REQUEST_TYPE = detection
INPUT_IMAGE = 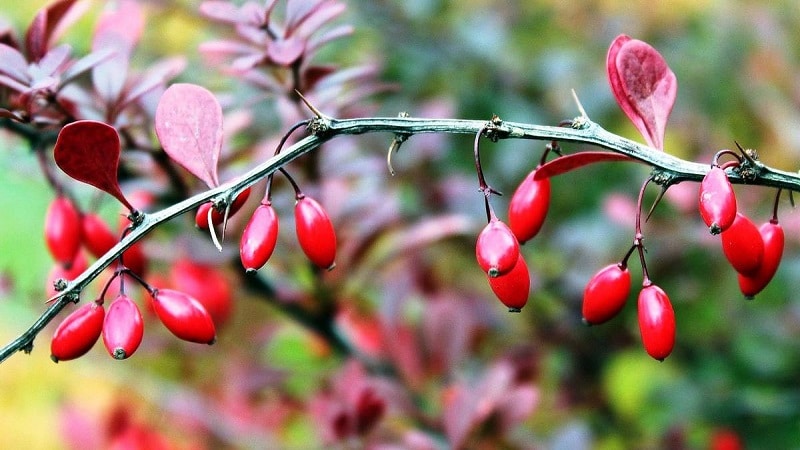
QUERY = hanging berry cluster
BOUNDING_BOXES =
[471,117,552,312]
[565,35,784,361]
[698,148,785,298]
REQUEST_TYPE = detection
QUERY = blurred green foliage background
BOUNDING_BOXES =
[1,0,800,449]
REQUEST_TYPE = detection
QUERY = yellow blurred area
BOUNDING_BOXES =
[0,302,116,450]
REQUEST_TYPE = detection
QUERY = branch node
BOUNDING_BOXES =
[387,112,411,175]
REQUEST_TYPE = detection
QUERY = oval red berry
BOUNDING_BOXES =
[294,196,337,270]
[637,284,675,361]
[170,258,233,327]
[240,202,279,272]
[45,196,83,267]
[81,213,118,258]
[721,212,764,276]
[582,264,631,325]
[476,218,520,277]
[151,289,216,344]
[102,294,144,360]
[698,166,737,234]
[50,301,105,362]
[508,170,550,244]
[737,221,784,298]
[487,255,530,312]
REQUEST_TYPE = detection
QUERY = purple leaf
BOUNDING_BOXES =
[607,34,677,150]
[117,56,186,111]
[92,0,145,103]
[54,120,134,211]
[60,48,116,87]
[286,0,325,35]
[25,0,78,61]
[295,1,346,38]
[267,36,305,66]
[0,43,30,83]
[198,1,243,24]
[155,83,223,188]
[0,74,31,93]
[533,151,639,180]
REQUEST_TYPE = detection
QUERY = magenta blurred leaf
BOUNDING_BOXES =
[533,151,638,180]
[54,120,134,211]
[267,36,305,66]
[25,0,78,61]
[198,1,242,24]
[118,56,186,111]
[155,83,223,188]
[607,34,677,150]
[92,0,145,103]
[0,43,29,83]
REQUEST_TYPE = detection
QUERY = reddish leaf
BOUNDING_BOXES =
[25,0,78,61]
[54,120,134,211]
[607,34,677,150]
[154,83,223,188]
[533,151,638,180]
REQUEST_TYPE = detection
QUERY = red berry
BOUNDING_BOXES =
[294,195,337,270]
[721,213,764,276]
[476,218,520,277]
[738,220,784,298]
[102,294,144,360]
[240,202,279,272]
[151,289,216,344]
[637,284,675,361]
[508,170,550,244]
[582,263,631,325]
[710,428,743,450]
[698,166,737,234]
[195,186,252,230]
[81,213,118,258]
[50,301,105,362]
[170,258,233,327]
[45,196,83,267]
[487,255,530,312]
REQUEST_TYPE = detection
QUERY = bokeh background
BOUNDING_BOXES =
[1,0,800,448]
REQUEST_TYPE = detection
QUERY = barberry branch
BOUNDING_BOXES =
[4,114,800,363]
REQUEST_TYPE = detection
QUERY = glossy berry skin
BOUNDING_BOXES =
[487,255,530,312]
[102,295,144,360]
[637,284,675,361]
[195,186,252,230]
[294,196,337,270]
[738,221,784,298]
[50,301,105,362]
[45,196,83,267]
[81,213,118,258]
[508,170,550,244]
[476,218,520,277]
[582,264,631,325]
[170,258,233,327]
[240,202,279,272]
[721,213,764,276]
[699,166,737,234]
[151,289,216,344]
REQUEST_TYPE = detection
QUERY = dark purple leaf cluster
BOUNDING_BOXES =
[199,0,391,118]
[0,0,183,129]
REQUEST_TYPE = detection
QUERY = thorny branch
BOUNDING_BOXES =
[2,114,800,363]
